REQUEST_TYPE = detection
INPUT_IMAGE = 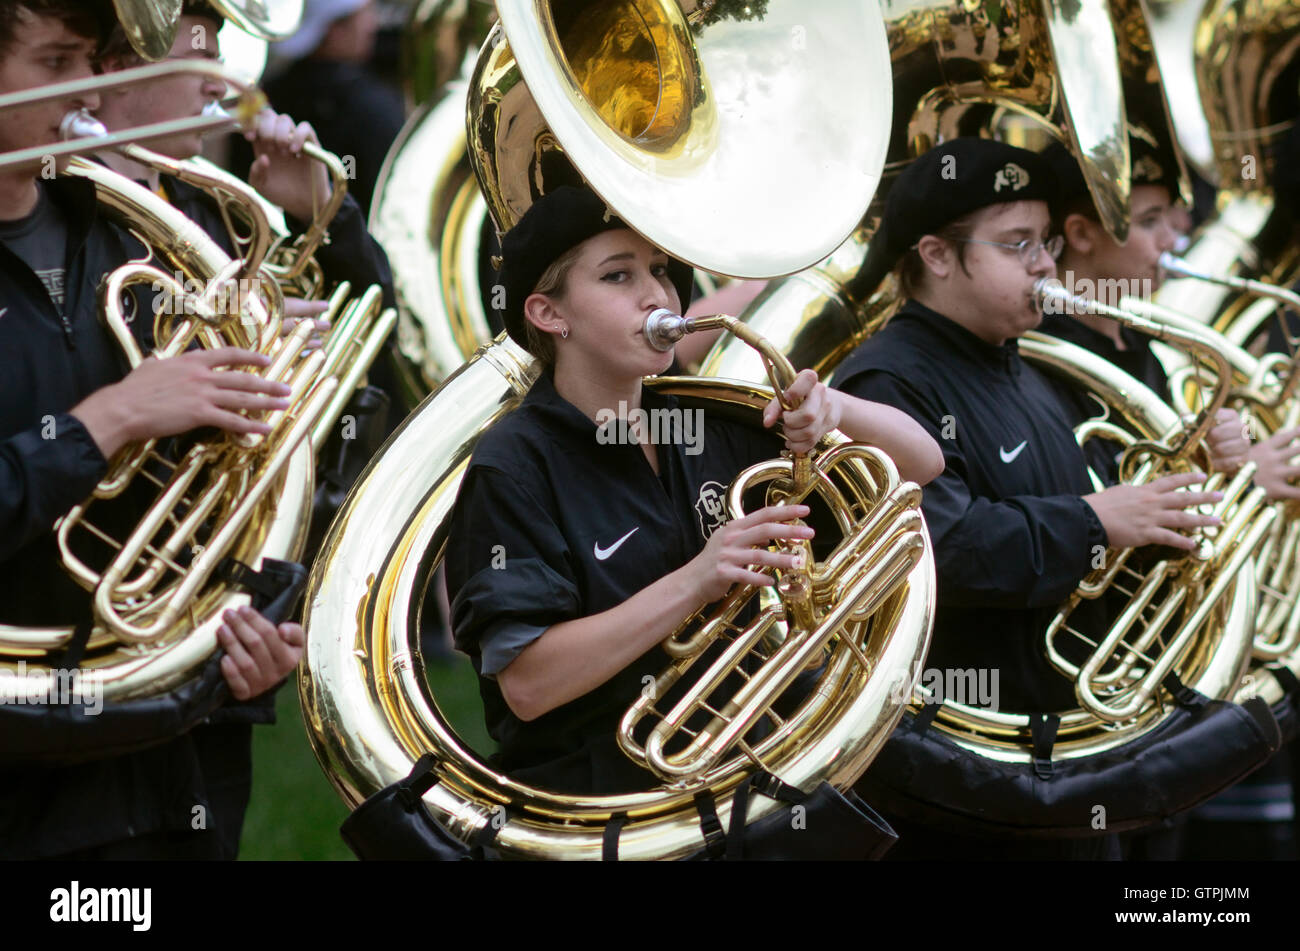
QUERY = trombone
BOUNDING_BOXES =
[0,60,265,170]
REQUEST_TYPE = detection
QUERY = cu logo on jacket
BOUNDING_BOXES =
[695,481,728,539]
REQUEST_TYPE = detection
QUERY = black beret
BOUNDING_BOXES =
[1042,138,1175,211]
[495,185,695,350]
[880,138,1058,264]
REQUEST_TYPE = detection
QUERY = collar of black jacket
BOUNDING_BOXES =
[524,368,681,438]
[34,176,99,250]
[895,298,1023,375]
[1041,311,1146,358]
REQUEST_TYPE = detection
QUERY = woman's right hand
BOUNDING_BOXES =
[687,503,814,603]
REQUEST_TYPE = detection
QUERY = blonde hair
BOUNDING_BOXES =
[522,243,585,368]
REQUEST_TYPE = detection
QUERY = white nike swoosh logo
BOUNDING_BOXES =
[999,441,1028,463]
[594,527,639,561]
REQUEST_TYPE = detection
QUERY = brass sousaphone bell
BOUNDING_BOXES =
[699,0,1137,384]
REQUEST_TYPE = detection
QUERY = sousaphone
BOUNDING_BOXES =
[299,0,939,860]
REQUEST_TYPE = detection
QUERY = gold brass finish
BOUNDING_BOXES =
[698,0,1139,384]
[0,162,312,699]
[930,332,1260,759]
[112,0,183,61]
[1145,0,1217,181]
[883,0,1130,240]
[299,321,935,857]
[1032,281,1273,723]
[623,312,928,783]
[1151,0,1300,339]
[0,56,395,698]
[470,0,893,277]
[370,70,494,395]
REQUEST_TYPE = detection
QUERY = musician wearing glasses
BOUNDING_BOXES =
[443,185,942,799]
[832,138,1224,859]
[0,0,304,860]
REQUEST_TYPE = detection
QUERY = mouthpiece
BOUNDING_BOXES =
[60,108,108,142]
[1159,252,1200,281]
[643,308,688,351]
[1031,277,1071,312]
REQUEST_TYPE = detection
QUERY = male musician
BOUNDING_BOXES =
[93,1,397,333]
[1043,140,1300,499]
[833,138,1223,859]
[95,1,406,551]
[0,0,304,859]
[1044,142,1299,861]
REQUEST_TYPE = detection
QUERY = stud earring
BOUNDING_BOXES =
[560,327,569,339]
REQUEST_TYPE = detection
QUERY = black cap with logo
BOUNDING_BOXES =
[495,185,695,349]
[878,138,1058,266]
[1041,137,1176,211]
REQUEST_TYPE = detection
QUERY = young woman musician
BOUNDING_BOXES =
[443,185,943,796]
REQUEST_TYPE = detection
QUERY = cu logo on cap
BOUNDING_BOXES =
[993,162,1030,193]
[1133,155,1165,181]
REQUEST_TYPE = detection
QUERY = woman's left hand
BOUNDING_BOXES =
[762,369,841,454]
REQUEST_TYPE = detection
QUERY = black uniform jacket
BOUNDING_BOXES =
[445,371,786,794]
[0,177,150,620]
[1039,313,1171,403]
[1038,313,1171,483]
[0,178,256,858]
[833,300,1108,711]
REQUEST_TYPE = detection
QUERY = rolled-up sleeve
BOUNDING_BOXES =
[0,415,107,562]
[445,465,582,678]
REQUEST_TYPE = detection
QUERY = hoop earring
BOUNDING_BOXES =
[560,327,569,339]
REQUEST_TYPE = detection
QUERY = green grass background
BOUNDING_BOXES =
[238,655,493,860]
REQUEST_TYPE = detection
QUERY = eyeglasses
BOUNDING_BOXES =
[950,234,1065,268]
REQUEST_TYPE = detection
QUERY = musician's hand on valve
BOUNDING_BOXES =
[245,109,332,223]
[282,297,331,350]
[1247,425,1300,501]
[217,605,305,700]
[687,504,814,603]
[71,348,292,459]
[1084,472,1224,551]
[1205,407,1251,474]
[763,369,841,454]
